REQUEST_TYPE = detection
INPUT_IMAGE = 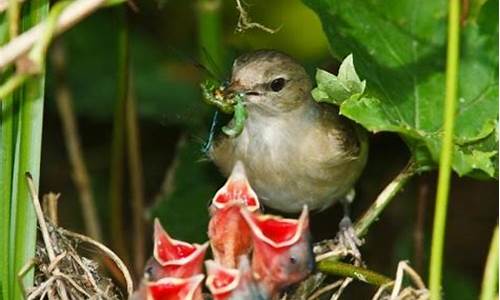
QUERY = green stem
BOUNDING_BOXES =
[8,0,20,39]
[109,5,129,265]
[12,1,49,298]
[479,226,499,300]
[197,0,223,74]
[354,160,416,237]
[317,260,392,287]
[428,0,461,299]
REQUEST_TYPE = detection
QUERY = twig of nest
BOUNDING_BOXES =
[20,173,133,300]
[234,0,280,33]
[372,261,429,300]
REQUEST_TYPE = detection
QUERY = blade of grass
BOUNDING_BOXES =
[10,0,48,298]
[479,226,499,300]
[428,0,461,299]
[0,2,19,297]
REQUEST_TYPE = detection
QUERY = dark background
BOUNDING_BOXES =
[38,0,498,298]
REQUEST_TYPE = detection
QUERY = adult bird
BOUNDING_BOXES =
[209,50,368,217]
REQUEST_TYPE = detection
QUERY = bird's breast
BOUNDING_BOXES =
[229,117,340,212]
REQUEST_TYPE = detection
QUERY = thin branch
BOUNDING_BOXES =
[330,278,352,300]
[307,280,343,300]
[51,41,103,242]
[354,160,416,237]
[234,0,280,33]
[0,0,108,70]
[317,260,392,287]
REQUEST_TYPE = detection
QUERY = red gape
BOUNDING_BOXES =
[241,206,315,296]
[146,219,208,280]
[208,161,260,268]
[146,275,204,300]
[205,257,264,300]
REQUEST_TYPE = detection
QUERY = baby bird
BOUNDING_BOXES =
[210,50,368,213]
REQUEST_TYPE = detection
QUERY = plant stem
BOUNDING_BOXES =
[125,74,146,277]
[109,5,129,265]
[354,160,416,237]
[479,226,499,300]
[428,0,461,298]
[51,41,103,242]
[197,0,223,74]
[7,0,20,38]
[317,260,392,287]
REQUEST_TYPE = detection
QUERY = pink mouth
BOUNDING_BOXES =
[147,275,204,300]
[241,206,309,248]
[205,260,240,298]
[153,219,208,275]
[212,161,260,211]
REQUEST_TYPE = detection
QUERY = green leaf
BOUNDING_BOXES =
[305,0,499,178]
[312,55,365,105]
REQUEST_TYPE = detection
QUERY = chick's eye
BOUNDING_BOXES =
[270,77,286,92]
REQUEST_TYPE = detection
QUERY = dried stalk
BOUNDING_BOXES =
[25,173,69,300]
[234,0,279,33]
[0,0,109,70]
[125,74,146,276]
[51,41,103,242]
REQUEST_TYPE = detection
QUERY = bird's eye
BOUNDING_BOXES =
[270,77,286,92]
[289,256,297,264]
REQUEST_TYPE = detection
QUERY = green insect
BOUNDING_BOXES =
[200,79,247,138]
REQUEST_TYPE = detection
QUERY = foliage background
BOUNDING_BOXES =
[34,0,498,298]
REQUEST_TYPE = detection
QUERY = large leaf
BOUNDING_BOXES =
[304,0,498,178]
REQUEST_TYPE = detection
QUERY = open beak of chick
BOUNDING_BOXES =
[145,274,204,300]
[145,219,208,280]
[241,206,315,294]
[209,161,261,268]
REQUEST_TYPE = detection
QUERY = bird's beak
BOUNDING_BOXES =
[152,219,208,278]
[241,206,309,249]
[225,81,260,97]
[211,161,260,211]
[205,260,241,297]
[146,274,205,300]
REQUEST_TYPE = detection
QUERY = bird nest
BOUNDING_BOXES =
[20,176,133,300]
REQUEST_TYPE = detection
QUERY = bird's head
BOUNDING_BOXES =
[226,50,312,115]
[241,206,315,293]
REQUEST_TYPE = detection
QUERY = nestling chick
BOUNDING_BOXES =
[240,206,314,295]
[210,50,368,213]
[208,161,261,268]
